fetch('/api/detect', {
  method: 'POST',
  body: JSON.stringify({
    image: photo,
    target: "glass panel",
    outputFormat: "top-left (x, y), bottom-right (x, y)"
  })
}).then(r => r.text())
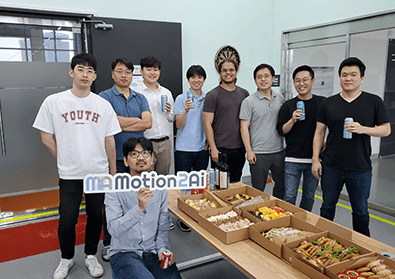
top-left (0, 37), bottom-right (26, 48)
top-left (42, 29), bottom-right (54, 39)
top-left (43, 39), bottom-right (55, 50)
top-left (56, 39), bottom-right (74, 50)
top-left (56, 30), bottom-right (73, 39)
top-left (56, 51), bottom-right (74, 62)
top-left (0, 49), bottom-right (26, 61)
top-left (45, 50), bottom-right (56, 62)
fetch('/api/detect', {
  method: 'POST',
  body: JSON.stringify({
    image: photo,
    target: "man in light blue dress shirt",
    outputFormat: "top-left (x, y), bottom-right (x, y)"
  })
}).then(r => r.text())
top-left (105, 137), bottom-right (182, 279)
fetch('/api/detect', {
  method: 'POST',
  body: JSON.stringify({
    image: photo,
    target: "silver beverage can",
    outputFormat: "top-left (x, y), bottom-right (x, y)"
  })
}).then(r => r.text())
top-left (161, 95), bottom-right (168, 113)
top-left (343, 117), bottom-right (353, 139)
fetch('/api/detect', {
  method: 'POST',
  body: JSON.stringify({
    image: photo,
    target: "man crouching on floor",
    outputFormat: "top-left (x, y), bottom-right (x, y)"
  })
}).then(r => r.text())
top-left (105, 137), bottom-right (182, 279)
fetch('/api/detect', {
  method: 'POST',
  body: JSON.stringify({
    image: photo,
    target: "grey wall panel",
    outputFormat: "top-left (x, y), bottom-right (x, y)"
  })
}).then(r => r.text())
top-left (0, 62), bottom-right (71, 88)
top-left (0, 88), bottom-right (59, 195)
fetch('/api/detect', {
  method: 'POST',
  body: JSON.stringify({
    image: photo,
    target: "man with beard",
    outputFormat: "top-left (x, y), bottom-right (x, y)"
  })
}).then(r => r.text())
top-left (105, 137), bottom-right (182, 279)
top-left (203, 58), bottom-right (249, 183)
top-left (99, 58), bottom-right (152, 261)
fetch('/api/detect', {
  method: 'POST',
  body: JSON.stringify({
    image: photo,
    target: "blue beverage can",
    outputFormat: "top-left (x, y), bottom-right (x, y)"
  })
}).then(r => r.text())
top-left (296, 101), bottom-right (305, 121)
top-left (187, 91), bottom-right (195, 109)
top-left (343, 117), bottom-right (353, 139)
top-left (208, 168), bottom-right (215, 191)
top-left (161, 95), bottom-right (168, 113)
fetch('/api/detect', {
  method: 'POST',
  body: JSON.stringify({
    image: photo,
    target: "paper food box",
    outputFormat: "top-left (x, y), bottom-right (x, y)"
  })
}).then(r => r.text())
top-left (212, 185), bottom-right (271, 207)
top-left (239, 199), bottom-right (306, 223)
top-left (196, 206), bottom-right (256, 244)
top-left (249, 215), bottom-right (324, 258)
top-left (326, 252), bottom-right (395, 279)
top-left (293, 214), bottom-right (352, 240)
top-left (177, 191), bottom-right (226, 221)
top-left (282, 231), bottom-right (371, 279)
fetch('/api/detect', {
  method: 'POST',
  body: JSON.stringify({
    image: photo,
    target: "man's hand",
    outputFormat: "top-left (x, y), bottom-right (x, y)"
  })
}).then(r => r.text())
top-left (164, 101), bottom-right (171, 115)
top-left (246, 150), bottom-right (257, 164)
top-left (184, 98), bottom-right (193, 113)
top-left (138, 188), bottom-right (153, 212)
top-left (312, 160), bottom-right (322, 180)
top-left (211, 148), bottom-right (219, 163)
top-left (292, 109), bottom-right (303, 122)
top-left (158, 251), bottom-right (175, 266)
top-left (344, 121), bottom-right (364, 134)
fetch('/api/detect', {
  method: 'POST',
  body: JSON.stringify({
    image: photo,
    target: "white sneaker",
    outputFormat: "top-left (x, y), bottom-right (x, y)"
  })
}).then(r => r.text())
top-left (101, 245), bottom-right (110, 262)
top-left (54, 258), bottom-right (74, 279)
top-left (84, 255), bottom-right (104, 278)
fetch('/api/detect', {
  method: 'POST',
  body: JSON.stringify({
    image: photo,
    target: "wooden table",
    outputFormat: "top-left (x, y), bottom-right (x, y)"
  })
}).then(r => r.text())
top-left (167, 183), bottom-right (395, 279)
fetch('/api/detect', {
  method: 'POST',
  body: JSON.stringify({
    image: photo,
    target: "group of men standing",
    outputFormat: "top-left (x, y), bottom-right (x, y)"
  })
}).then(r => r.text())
top-left (33, 52), bottom-right (390, 279)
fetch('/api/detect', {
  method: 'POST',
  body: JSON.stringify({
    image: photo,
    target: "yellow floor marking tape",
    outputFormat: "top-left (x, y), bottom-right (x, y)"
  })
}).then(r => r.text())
top-left (0, 205), bottom-right (86, 225)
top-left (297, 189), bottom-right (395, 227)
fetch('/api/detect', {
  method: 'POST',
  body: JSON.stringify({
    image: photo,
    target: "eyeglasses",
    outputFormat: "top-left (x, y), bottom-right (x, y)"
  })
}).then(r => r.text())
top-left (294, 78), bottom-right (311, 85)
top-left (128, 150), bottom-right (151, 159)
top-left (75, 66), bottom-right (95, 75)
top-left (114, 69), bottom-right (133, 75)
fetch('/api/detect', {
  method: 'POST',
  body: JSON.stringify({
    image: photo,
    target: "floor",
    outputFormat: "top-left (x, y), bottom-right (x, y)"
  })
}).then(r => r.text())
top-left (1, 157), bottom-right (394, 279)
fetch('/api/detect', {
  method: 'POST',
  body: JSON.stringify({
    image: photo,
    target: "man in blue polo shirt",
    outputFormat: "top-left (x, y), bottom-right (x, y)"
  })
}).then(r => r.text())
top-left (99, 57), bottom-right (152, 261)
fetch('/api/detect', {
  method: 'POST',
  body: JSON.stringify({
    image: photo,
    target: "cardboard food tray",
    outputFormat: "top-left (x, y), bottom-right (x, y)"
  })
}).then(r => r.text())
top-left (325, 252), bottom-right (395, 279)
top-left (249, 215), bottom-right (325, 258)
top-left (177, 191), bottom-right (226, 221)
top-left (196, 206), bottom-right (256, 244)
top-left (282, 231), bottom-right (371, 279)
top-left (212, 185), bottom-right (271, 206)
top-left (239, 199), bottom-right (306, 223)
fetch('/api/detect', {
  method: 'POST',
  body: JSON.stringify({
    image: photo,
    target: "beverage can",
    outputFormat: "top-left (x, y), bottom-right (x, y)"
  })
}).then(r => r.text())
top-left (161, 95), bottom-right (168, 113)
top-left (343, 117), bottom-right (353, 139)
top-left (161, 250), bottom-right (171, 269)
top-left (208, 168), bottom-right (215, 191)
top-left (296, 101), bottom-right (305, 121)
top-left (187, 91), bottom-right (195, 109)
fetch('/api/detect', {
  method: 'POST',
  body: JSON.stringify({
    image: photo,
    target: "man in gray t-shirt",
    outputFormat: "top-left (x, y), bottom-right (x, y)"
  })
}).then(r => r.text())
top-left (240, 63), bottom-right (285, 198)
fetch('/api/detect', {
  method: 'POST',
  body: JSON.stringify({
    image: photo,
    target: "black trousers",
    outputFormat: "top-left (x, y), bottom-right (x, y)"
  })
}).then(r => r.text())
top-left (211, 147), bottom-right (246, 183)
top-left (58, 179), bottom-right (104, 259)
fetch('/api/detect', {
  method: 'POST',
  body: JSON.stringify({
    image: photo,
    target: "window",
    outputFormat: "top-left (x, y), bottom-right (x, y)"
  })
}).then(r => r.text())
top-left (0, 21), bottom-right (82, 62)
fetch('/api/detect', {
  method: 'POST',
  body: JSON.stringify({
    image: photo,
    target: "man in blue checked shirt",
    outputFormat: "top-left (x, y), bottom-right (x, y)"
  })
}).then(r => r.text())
top-left (99, 58), bottom-right (152, 261)
top-left (105, 137), bottom-right (182, 279)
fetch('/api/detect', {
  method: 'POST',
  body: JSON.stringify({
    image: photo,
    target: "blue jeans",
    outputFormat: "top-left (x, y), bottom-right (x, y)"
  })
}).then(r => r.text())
top-left (175, 150), bottom-right (209, 172)
top-left (320, 163), bottom-right (372, 236)
top-left (283, 162), bottom-right (318, 212)
top-left (110, 251), bottom-right (182, 279)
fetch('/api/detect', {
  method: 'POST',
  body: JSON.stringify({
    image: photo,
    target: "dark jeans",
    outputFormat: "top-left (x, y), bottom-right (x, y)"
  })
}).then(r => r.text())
top-left (211, 147), bottom-right (246, 183)
top-left (58, 179), bottom-right (104, 259)
top-left (283, 162), bottom-right (318, 211)
top-left (320, 163), bottom-right (372, 236)
top-left (102, 160), bottom-right (130, 247)
top-left (175, 150), bottom-right (209, 172)
top-left (249, 150), bottom-right (285, 199)
top-left (110, 251), bottom-right (182, 279)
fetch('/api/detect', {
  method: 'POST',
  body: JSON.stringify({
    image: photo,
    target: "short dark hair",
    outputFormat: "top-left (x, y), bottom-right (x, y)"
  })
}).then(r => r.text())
top-left (218, 58), bottom-right (238, 73)
top-left (186, 65), bottom-right (206, 80)
top-left (71, 53), bottom-right (97, 71)
top-left (123, 137), bottom-right (153, 158)
top-left (253, 63), bottom-right (275, 79)
top-left (338, 57), bottom-right (366, 77)
top-left (292, 65), bottom-right (315, 80)
top-left (140, 56), bottom-right (162, 70)
top-left (111, 58), bottom-right (134, 71)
